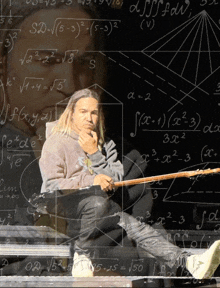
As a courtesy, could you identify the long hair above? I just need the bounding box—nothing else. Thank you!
[52,89,105,145]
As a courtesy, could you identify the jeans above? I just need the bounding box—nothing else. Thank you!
[35,184,151,253]
[115,211,187,270]
[35,185,188,274]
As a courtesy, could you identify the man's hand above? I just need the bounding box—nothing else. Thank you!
[94,174,114,192]
[78,130,98,154]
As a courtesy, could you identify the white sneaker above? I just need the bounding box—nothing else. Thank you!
[186,240,220,279]
[72,252,94,277]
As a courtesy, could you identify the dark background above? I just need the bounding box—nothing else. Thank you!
[0,0,220,279]
[1,0,220,233]
[95,0,220,231]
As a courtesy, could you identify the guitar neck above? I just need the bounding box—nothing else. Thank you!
[114,168,220,187]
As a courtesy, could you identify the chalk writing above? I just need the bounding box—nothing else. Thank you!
[29,18,120,37]
[129,0,191,29]
[80,0,123,8]
[201,145,219,162]
[141,150,191,165]
[203,123,220,133]
[0,104,53,126]
[127,91,151,101]
[20,77,66,93]
[131,111,201,137]
[25,0,123,7]
[2,31,19,53]
[200,0,219,6]
[0,179,17,193]
[26,0,72,5]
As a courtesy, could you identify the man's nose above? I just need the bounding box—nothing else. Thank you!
[86,113,92,122]
[54,62,80,97]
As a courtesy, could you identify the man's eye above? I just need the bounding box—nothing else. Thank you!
[41,57,62,65]
[76,57,93,65]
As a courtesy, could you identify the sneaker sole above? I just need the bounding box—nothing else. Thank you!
[194,240,220,279]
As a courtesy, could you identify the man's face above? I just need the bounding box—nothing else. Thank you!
[72,97,98,135]
[4,7,96,133]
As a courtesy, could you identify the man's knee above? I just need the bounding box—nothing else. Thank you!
[79,196,110,218]
[91,196,110,216]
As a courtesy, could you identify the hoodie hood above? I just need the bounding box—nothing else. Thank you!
[45,121,58,139]
[45,121,79,140]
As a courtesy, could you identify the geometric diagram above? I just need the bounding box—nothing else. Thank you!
[55,83,124,138]
[19,83,126,247]
[0,0,23,20]
[54,83,123,120]
[55,82,124,148]
[19,83,123,185]
[99,51,200,111]
[55,84,126,251]
[163,162,220,204]
[24,146,147,249]
[142,11,220,89]
[35,187,125,248]
[21,174,125,247]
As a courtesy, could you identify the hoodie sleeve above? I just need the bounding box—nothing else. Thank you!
[87,139,124,182]
[39,136,95,193]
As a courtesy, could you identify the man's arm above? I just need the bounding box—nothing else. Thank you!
[88,139,124,182]
[78,131,124,182]
[39,138,95,193]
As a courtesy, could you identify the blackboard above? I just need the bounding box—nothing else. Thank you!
[0,0,220,283]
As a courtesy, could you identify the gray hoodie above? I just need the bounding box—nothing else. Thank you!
[39,121,124,193]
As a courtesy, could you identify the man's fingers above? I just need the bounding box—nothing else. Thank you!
[104,175,112,182]
[94,175,114,192]
[78,138,85,148]
[78,134,88,143]
[80,130,98,141]
[101,179,114,191]
[79,132,89,140]
[80,130,93,137]
[91,131,98,140]
[78,137,83,144]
